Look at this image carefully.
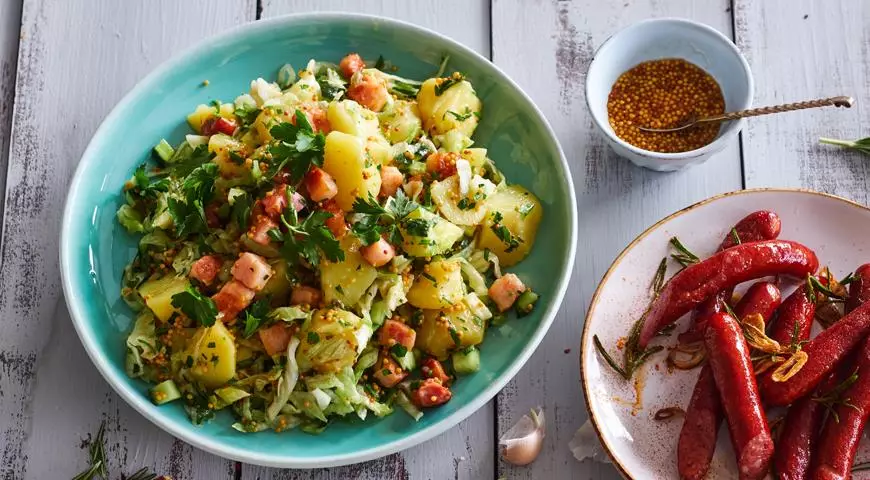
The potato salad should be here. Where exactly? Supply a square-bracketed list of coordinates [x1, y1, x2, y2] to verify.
[117, 53, 543, 433]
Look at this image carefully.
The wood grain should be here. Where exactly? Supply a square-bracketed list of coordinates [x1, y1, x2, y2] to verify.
[243, 1, 494, 479]
[0, 0, 22, 241]
[734, 0, 870, 202]
[2, 1, 253, 478]
[491, 1, 742, 478]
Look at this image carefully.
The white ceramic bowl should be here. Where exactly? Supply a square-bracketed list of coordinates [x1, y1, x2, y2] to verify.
[586, 18, 754, 172]
[580, 189, 870, 479]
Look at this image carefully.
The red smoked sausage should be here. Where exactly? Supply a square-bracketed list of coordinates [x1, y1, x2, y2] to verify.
[773, 373, 838, 480]
[811, 335, 870, 479]
[759, 300, 870, 406]
[679, 211, 782, 344]
[678, 365, 721, 480]
[768, 281, 815, 346]
[639, 240, 819, 348]
[705, 312, 774, 480]
[718, 210, 782, 250]
[846, 263, 870, 314]
[677, 283, 780, 480]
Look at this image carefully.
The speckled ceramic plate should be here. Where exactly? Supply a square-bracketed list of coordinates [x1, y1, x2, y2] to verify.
[580, 189, 870, 479]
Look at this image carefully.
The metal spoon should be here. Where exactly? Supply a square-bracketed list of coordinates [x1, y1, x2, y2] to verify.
[638, 95, 854, 133]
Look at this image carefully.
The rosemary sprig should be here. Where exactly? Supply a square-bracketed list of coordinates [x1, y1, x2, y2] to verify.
[650, 257, 667, 295]
[73, 422, 107, 480]
[813, 368, 860, 423]
[730, 228, 741, 246]
[669, 237, 700, 268]
[820, 136, 870, 155]
[125, 467, 159, 480]
[73, 422, 161, 480]
[810, 275, 847, 301]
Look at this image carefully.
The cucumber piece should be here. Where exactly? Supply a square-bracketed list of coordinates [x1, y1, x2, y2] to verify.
[515, 290, 539, 317]
[370, 300, 389, 328]
[153, 139, 175, 163]
[150, 379, 182, 405]
[390, 344, 416, 371]
[452, 346, 480, 375]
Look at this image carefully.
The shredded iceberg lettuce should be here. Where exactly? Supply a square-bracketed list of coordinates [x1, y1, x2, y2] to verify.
[266, 337, 300, 421]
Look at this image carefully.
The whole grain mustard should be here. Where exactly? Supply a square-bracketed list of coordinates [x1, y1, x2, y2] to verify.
[607, 58, 725, 153]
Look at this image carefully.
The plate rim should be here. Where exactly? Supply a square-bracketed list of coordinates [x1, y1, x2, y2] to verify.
[578, 187, 870, 479]
[58, 11, 578, 468]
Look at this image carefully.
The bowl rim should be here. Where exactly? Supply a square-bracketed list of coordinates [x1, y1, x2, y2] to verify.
[59, 11, 578, 468]
[585, 17, 755, 160]
[578, 187, 870, 479]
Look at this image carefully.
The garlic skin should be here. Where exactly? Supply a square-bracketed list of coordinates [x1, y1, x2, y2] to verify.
[499, 407, 545, 466]
[569, 419, 611, 464]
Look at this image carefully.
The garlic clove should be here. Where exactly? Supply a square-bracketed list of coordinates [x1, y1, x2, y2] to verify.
[499, 407, 545, 466]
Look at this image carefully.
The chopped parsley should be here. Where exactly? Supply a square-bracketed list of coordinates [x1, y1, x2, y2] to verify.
[435, 73, 465, 96]
[307, 331, 321, 344]
[401, 218, 430, 237]
[517, 203, 535, 219]
[351, 190, 420, 245]
[266, 111, 326, 182]
[273, 189, 344, 268]
[169, 162, 219, 238]
[171, 285, 218, 327]
[446, 108, 473, 121]
[390, 343, 409, 360]
[243, 299, 271, 338]
[457, 198, 477, 210]
[489, 211, 522, 253]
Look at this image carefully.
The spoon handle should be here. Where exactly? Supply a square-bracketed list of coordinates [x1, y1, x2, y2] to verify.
[699, 96, 854, 124]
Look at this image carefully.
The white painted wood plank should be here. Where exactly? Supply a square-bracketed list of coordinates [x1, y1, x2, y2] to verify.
[245, 2, 494, 479]
[0, 0, 22, 236]
[734, 0, 870, 201]
[492, 1, 741, 478]
[2, 1, 254, 478]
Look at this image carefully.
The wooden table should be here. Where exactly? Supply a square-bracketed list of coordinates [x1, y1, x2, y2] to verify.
[1, 1, 867, 478]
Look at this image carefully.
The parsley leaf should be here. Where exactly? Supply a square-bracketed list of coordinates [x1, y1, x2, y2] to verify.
[243, 299, 271, 338]
[267, 112, 326, 182]
[274, 197, 344, 268]
[169, 162, 219, 238]
[129, 164, 170, 198]
[350, 190, 420, 246]
[171, 285, 218, 326]
[401, 218, 430, 237]
[435, 73, 465, 96]
[490, 211, 522, 253]
[230, 190, 253, 230]
[171, 144, 215, 177]
[446, 108, 473, 121]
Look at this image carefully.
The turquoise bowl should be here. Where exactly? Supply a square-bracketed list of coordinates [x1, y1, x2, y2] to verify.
[60, 13, 576, 468]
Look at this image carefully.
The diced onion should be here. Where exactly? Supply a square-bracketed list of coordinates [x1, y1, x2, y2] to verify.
[456, 159, 472, 196]
[311, 388, 332, 410]
[185, 134, 209, 147]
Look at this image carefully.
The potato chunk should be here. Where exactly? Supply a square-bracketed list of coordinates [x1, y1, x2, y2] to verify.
[407, 260, 465, 310]
[416, 302, 486, 360]
[398, 207, 464, 257]
[430, 175, 488, 226]
[138, 275, 191, 322]
[477, 185, 543, 267]
[296, 308, 372, 373]
[320, 237, 378, 306]
[322, 131, 382, 211]
[187, 321, 237, 388]
[417, 76, 481, 138]
[326, 100, 381, 139]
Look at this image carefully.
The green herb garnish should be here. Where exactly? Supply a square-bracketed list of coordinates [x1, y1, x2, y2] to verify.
[820, 136, 870, 155]
[171, 285, 218, 326]
[490, 212, 522, 253]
